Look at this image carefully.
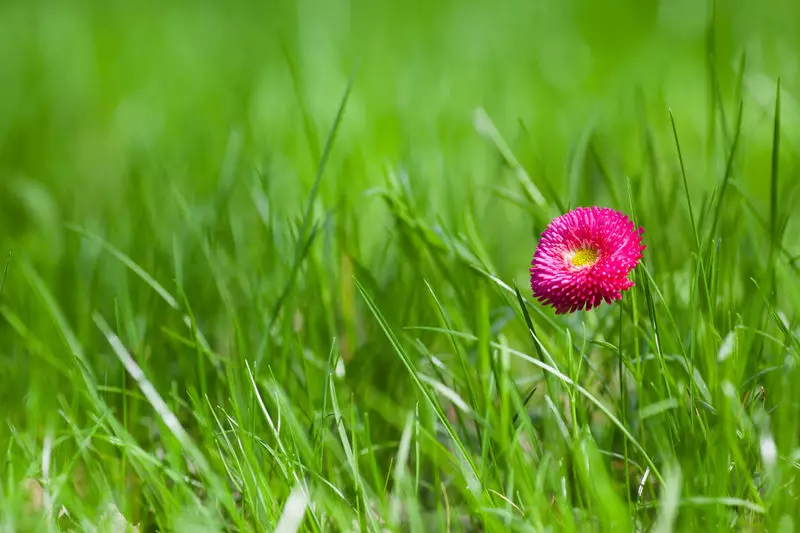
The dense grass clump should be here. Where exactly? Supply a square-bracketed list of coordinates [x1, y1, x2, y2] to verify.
[2, 1, 800, 531]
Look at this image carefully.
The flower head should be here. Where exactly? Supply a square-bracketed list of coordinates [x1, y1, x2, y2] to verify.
[530, 207, 645, 314]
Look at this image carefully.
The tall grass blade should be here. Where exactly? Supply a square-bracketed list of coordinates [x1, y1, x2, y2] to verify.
[268, 61, 360, 329]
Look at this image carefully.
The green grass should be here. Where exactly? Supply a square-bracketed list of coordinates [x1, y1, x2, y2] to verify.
[2, 1, 800, 531]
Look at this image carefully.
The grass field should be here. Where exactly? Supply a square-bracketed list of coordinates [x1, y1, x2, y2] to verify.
[2, 1, 800, 531]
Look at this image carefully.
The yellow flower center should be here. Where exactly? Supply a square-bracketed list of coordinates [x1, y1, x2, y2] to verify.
[571, 248, 599, 267]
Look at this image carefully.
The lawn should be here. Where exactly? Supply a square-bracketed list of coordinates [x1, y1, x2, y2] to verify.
[2, 1, 800, 531]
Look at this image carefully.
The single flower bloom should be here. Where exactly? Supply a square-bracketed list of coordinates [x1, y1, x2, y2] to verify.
[530, 206, 645, 314]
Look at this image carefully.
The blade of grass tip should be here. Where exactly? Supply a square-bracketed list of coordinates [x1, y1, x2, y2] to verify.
[734, 51, 748, 111]
[706, 99, 743, 252]
[669, 111, 717, 320]
[359, 411, 384, 502]
[510, 386, 537, 428]
[472, 107, 547, 208]
[770, 79, 781, 240]
[354, 277, 487, 500]
[66, 224, 179, 310]
[0, 252, 9, 295]
[280, 38, 321, 163]
[175, 284, 208, 398]
[706, 0, 730, 149]
[769, 78, 781, 304]
[669, 109, 700, 246]
[642, 127, 692, 392]
[751, 279, 800, 355]
[268, 60, 359, 331]
[669, 111, 708, 297]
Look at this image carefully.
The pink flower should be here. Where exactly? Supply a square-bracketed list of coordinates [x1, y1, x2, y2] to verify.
[530, 207, 645, 314]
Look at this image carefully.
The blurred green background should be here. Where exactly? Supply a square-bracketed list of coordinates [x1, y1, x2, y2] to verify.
[2, 0, 797, 332]
[3, 0, 798, 266]
[2, 0, 800, 529]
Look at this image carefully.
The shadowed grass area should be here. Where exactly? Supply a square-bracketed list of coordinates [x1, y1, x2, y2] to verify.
[2, 0, 800, 531]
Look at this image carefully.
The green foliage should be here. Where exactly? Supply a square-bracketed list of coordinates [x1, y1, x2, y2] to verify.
[1, 0, 800, 531]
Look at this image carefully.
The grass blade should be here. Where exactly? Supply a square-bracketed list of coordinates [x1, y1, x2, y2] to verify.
[67, 224, 179, 310]
[268, 61, 360, 330]
[354, 277, 488, 502]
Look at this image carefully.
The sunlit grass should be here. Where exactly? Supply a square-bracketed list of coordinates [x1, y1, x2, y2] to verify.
[2, 1, 800, 531]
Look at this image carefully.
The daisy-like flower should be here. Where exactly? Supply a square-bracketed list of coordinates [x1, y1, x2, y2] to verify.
[530, 207, 645, 314]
